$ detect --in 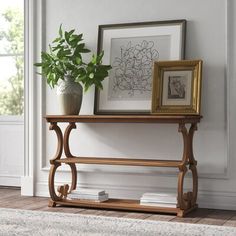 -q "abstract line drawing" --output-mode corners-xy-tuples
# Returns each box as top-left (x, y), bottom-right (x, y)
(111, 40), (159, 97)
